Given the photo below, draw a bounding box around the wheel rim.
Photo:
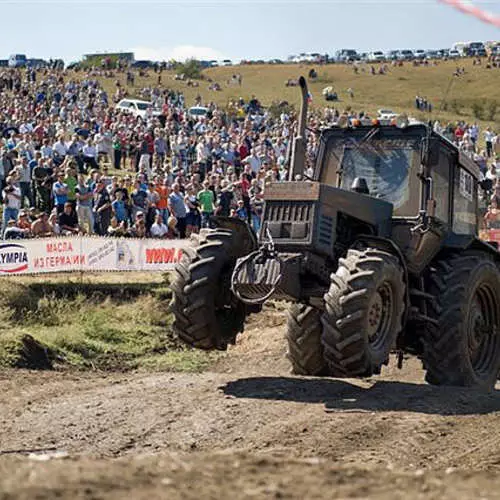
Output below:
[367,282,395,350]
[467,282,499,378]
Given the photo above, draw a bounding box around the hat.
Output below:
[136,211,145,216]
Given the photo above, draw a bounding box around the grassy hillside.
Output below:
[102,59,500,134]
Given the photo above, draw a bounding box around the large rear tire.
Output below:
[423,253,500,391]
[170,229,247,350]
[286,304,327,376]
[321,247,405,377]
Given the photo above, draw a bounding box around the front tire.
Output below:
[170,229,246,350]
[321,247,405,377]
[423,253,500,391]
[286,304,327,376]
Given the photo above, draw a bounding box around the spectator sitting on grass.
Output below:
[3,219,28,239]
[49,211,61,235]
[31,212,54,237]
[128,211,147,238]
[58,202,81,235]
[17,210,32,233]
[166,216,179,239]
[150,213,168,238]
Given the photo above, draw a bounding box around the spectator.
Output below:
[197,179,215,228]
[93,179,112,235]
[52,172,68,213]
[150,213,169,238]
[75,173,94,234]
[2,176,22,237]
[129,211,147,238]
[31,212,54,237]
[168,183,187,238]
[58,201,81,235]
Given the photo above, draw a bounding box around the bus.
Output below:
[8,54,27,68]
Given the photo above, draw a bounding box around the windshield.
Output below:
[136,103,151,110]
[338,139,416,209]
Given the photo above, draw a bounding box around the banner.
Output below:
[0,237,186,275]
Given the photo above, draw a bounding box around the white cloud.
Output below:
[132,45,227,62]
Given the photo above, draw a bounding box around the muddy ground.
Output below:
[2,308,500,499]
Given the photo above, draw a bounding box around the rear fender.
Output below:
[210,216,258,258]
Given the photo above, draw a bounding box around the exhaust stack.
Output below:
[289,76,309,181]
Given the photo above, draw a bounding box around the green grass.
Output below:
[97,59,500,134]
[0,276,217,372]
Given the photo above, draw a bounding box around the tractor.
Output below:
[170,77,500,391]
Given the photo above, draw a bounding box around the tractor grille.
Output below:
[318,215,334,246]
[265,201,313,222]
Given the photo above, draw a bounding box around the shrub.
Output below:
[471,100,485,120]
[487,100,498,121]
[173,59,204,80]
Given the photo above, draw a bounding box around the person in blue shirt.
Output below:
[52,173,68,213]
[168,183,187,238]
[111,190,127,223]
[235,200,248,220]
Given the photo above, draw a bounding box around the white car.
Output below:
[367,51,385,63]
[414,49,426,59]
[187,106,209,119]
[448,49,461,59]
[377,109,398,120]
[115,99,160,119]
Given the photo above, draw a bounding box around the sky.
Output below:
[1,0,500,62]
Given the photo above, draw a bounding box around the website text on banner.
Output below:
[0,237,185,275]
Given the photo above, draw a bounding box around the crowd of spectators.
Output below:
[0,67,289,239]
[0,65,499,240]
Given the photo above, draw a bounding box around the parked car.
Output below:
[377,109,398,120]
[471,48,487,57]
[397,50,415,61]
[335,49,359,63]
[385,50,400,61]
[115,99,160,119]
[187,106,209,119]
[131,60,154,69]
[221,59,232,66]
[26,58,47,69]
[414,49,426,59]
[425,50,440,60]
[367,51,385,62]
[448,49,461,59]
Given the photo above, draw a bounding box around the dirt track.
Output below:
[2,308,500,499]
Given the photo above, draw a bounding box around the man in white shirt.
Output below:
[150,213,169,238]
[2,176,22,237]
[244,148,262,175]
[53,135,68,165]
[82,139,98,171]
[484,127,495,158]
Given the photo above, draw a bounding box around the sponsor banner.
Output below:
[0,237,187,275]
[141,239,184,270]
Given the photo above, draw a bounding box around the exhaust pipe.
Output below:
[289,76,309,181]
